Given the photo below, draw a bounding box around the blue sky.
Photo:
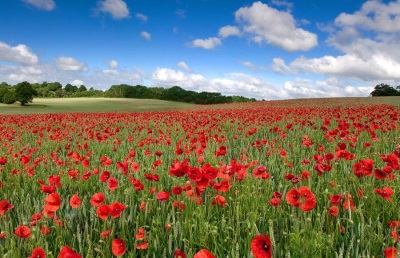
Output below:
[1,0,400,99]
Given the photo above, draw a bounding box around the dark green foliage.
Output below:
[78,85,87,92]
[3,90,16,104]
[64,83,79,93]
[14,81,37,105]
[2,81,255,105]
[370,83,400,96]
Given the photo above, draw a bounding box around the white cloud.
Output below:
[283,77,372,99]
[218,25,241,38]
[108,60,118,69]
[177,61,191,72]
[191,37,221,50]
[235,2,318,51]
[135,13,148,22]
[334,0,400,33]
[275,0,400,81]
[97,0,129,19]
[141,31,151,40]
[240,61,256,69]
[151,68,206,90]
[70,79,84,86]
[55,57,88,72]
[271,58,292,74]
[0,41,39,65]
[22,0,55,11]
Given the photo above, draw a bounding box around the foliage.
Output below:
[14,81,37,105]
[2,90,16,104]
[370,83,400,96]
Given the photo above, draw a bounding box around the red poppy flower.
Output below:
[107,177,118,191]
[43,192,61,212]
[96,204,111,220]
[58,245,82,258]
[135,227,145,240]
[269,198,281,207]
[100,229,111,239]
[212,195,227,207]
[112,238,126,256]
[100,171,111,182]
[90,192,105,207]
[329,194,343,205]
[193,249,215,258]
[285,188,300,207]
[69,194,81,209]
[0,199,14,215]
[14,225,31,239]
[301,197,317,212]
[374,187,394,201]
[250,234,272,258]
[41,226,50,235]
[384,247,397,258]
[174,249,186,258]
[29,247,46,258]
[172,186,183,195]
[109,202,126,218]
[328,206,339,216]
[136,240,148,250]
[156,191,170,202]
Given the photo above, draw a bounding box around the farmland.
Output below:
[0,97,399,257]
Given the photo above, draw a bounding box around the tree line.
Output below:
[0,81,256,106]
[370,83,400,96]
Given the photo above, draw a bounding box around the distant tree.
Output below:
[14,81,37,105]
[47,82,63,92]
[78,85,87,92]
[370,83,400,96]
[64,84,78,93]
[0,82,11,103]
[3,90,16,104]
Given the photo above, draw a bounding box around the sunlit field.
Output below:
[0,97,399,257]
[0,98,194,114]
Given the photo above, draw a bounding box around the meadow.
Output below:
[0,97,399,258]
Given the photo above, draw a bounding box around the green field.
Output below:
[0,98,195,114]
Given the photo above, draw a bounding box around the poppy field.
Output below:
[0,97,399,258]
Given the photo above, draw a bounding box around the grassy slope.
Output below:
[0,98,194,114]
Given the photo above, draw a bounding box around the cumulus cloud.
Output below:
[70,79,84,86]
[55,57,88,72]
[283,77,372,99]
[235,2,318,51]
[151,68,206,90]
[135,13,148,22]
[191,37,221,50]
[274,0,400,81]
[334,0,400,33]
[22,0,55,11]
[218,25,241,38]
[0,41,39,65]
[177,61,191,72]
[141,31,151,40]
[97,0,129,19]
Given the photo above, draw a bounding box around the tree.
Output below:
[78,85,87,92]
[0,82,11,103]
[47,82,62,92]
[64,84,78,93]
[14,81,37,106]
[3,91,16,104]
[370,83,400,96]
